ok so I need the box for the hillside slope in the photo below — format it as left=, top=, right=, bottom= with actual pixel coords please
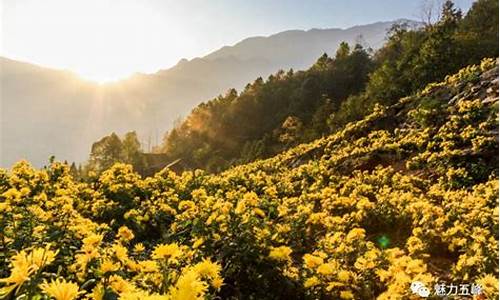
left=0, top=59, right=497, bottom=299
left=1, top=20, right=403, bottom=168
left=151, top=0, right=499, bottom=175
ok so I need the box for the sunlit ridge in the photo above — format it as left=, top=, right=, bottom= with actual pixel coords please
left=75, top=71, right=134, bottom=84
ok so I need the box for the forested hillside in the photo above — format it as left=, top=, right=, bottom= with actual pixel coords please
left=129, top=0, right=496, bottom=173
left=0, top=56, right=498, bottom=299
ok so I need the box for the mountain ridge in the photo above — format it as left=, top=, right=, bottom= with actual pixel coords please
left=0, top=19, right=416, bottom=167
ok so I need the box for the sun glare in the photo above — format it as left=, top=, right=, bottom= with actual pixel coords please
left=75, top=71, right=133, bottom=84
left=2, top=0, right=179, bottom=84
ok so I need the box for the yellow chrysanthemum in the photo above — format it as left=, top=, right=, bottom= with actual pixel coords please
left=192, top=238, right=204, bottom=249
left=117, top=226, right=135, bottom=241
left=269, top=246, right=292, bottom=262
left=193, top=259, right=223, bottom=289
left=109, top=275, right=136, bottom=294
left=90, top=284, right=105, bottom=300
left=27, top=245, right=58, bottom=270
left=337, top=270, right=350, bottom=282
left=303, top=254, right=324, bottom=269
left=0, top=262, right=32, bottom=296
left=138, top=260, right=159, bottom=273
left=152, top=243, right=182, bottom=263
left=82, top=233, right=103, bottom=249
left=120, top=290, right=168, bottom=300
left=168, top=269, right=208, bottom=300
left=111, top=244, right=129, bottom=263
left=340, top=290, right=354, bottom=299
left=39, top=278, right=81, bottom=300
left=317, top=263, right=335, bottom=276
left=133, top=243, right=145, bottom=253
left=304, top=276, right=320, bottom=288
left=0, top=245, right=58, bottom=296
left=100, top=259, right=119, bottom=273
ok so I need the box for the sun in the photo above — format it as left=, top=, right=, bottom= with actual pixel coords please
left=2, top=0, right=177, bottom=84
left=76, top=71, right=132, bottom=84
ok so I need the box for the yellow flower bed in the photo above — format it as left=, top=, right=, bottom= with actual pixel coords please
left=0, top=59, right=498, bottom=299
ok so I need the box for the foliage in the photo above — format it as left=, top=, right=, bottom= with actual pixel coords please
left=86, top=1, right=498, bottom=174
left=333, top=0, right=498, bottom=128
left=156, top=44, right=373, bottom=172
left=1, top=60, right=498, bottom=299
left=85, top=131, right=148, bottom=177
left=153, top=0, right=498, bottom=172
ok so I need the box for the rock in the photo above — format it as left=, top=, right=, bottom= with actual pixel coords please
left=476, top=90, right=487, bottom=100
left=463, top=90, right=475, bottom=100
left=442, top=93, right=452, bottom=101
left=482, top=96, right=498, bottom=105
left=480, top=66, right=499, bottom=80
left=448, top=95, right=460, bottom=105
left=456, top=82, right=466, bottom=91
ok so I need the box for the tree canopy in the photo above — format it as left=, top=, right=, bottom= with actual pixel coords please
left=87, top=0, right=499, bottom=174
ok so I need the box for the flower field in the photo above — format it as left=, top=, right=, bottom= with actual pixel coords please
left=0, top=59, right=498, bottom=299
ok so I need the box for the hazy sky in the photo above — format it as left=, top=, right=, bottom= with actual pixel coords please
left=1, top=0, right=475, bottom=82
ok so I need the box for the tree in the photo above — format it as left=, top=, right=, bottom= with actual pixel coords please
left=335, top=42, right=350, bottom=60
left=365, top=1, right=466, bottom=105
left=278, top=116, right=304, bottom=146
left=157, top=44, right=374, bottom=171
left=312, top=53, right=331, bottom=71
left=309, top=96, right=336, bottom=137
left=69, top=162, right=79, bottom=178
left=330, top=43, right=373, bottom=100
left=440, top=0, right=462, bottom=24
left=412, top=1, right=462, bottom=85
left=153, top=0, right=499, bottom=173
left=457, top=0, right=499, bottom=65
left=122, top=131, right=146, bottom=174
left=418, top=0, right=442, bottom=25
left=88, top=133, right=123, bottom=174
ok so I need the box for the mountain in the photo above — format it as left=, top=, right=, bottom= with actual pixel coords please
left=204, top=20, right=412, bottom=70
left=0, top=19, right=417, bottom=168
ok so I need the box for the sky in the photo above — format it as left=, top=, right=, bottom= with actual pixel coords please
left=1, top=0, right=475, bottom=82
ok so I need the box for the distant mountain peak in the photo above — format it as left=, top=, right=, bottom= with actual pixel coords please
left=203, top=19, right=413, bottom=65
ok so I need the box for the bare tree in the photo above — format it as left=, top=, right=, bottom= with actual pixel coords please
left=417, top=0, right=444, bottom=25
